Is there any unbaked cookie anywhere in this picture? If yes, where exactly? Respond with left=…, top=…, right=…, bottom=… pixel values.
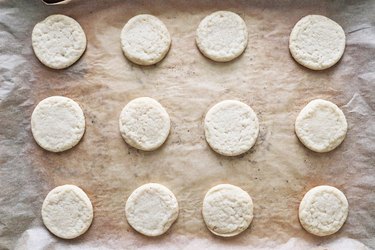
left=196, top=11, right=248, bottom=62
left=32, top=14, right=87, bottom=69
left=31, top=96, right=85, bottom=152
left=295, top=99, right=347, bottom=153
left=299, top=185, right=348, bottom=236
left=204, top=100, right=259, bottom=156
left=42, top=185, right=93, bottom=239
left=119, top=97, right=170, bottom=151
left=202, top=184, right=253, bottom=237
left=289, top=15, right=346, bottom=70
left=125, top=183, right=179, bottom=236
left=121, top=14, right=171, bottom=65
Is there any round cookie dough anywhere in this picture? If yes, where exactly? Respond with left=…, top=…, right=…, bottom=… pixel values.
left=125, top=183, right=179, bottom=237
left=121, top=14, right=171, bottom=65
left=119, top=97, right=170, bottom=151
left=31, top=96, right=85, bottom=152
left=204, top=100, right=259, bottom=156
left=42, top=185, right=93, bottom=239
left=295, top=99, right=347, bottom=153
left=32, top=14, right=87, bottom=69
left=196, top=11, right=248, bottom=62
left=289, top=15, right=346, bottom=70
left=299, top=185, right=349, bottom=236
left=202, top=184, right=253, bottom=237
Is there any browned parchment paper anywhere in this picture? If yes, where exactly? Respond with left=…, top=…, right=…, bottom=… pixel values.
left=1, top=0, right=374, bottom=249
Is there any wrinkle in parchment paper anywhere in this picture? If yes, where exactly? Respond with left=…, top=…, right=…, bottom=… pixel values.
left=0, top=0, right=374, bottom=249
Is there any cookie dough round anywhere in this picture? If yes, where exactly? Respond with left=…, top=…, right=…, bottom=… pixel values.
left=295, top=99, right=347, bottom=153
left=125, top=183, right=179, bottom=237
left=119, top=97, right=170, bottom=151
left=121, top=14, right=171, bottom=65
left=204, top=100, right=259, bottom=156
left=299, top=185, right=348, bottom=236
left=289, top=15, right=346, bottom=70
left=32, top=14, right=87, bottom=69
left=42, top=185, right=93, bottom=239
left=196, top=11, right=248, bottom=62
left=31, top=96, right=85, bottom=152
left=202, top=184, right=253, bottom=237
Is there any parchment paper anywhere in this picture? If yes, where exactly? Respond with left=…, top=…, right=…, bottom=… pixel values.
left=0, top=0, right=374, bottom=249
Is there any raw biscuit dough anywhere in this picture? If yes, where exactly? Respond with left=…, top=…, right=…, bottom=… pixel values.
left=42, top=185, right=93, bottom=239
left=196, top=11, right=248, bottom=62
left=125, top=183, right=179, bottom=237
left=289, top=15, right=346, bottom=70
left=32, top=14, right=87, bottom=69
left=31, top=96, right=85, bottom=152
left=295, top=99, right=347, bottom=153
left=204, top=100, right=259, bottom=156
left=119, top=97, right=170, bottom=151
left=299, top=185, right=349, bottom=236
left=121, top=14, right=171, bottom=65
left=202, top=184, right=253, bottom=237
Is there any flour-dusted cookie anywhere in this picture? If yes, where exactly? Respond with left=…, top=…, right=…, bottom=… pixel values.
left=121, top=14, right=171, bottom=65
left=202, top=184, right=253, bottom=237
left=289, top=15, right=346, bottom=70
left=31, top=96, right=85, bottom=152
left=299, top=185, right=348, bottom=236
left=32, top=14, right=87, bottom=69
left=196, top=11, right=248, bottom=62
left=204, top=100, right=259, bottom=156
left=119, top=97, right=170, bottom=151
left=295, top=99, right=347, bottom=153
left=42, top=185, right=93, bottom=239
left=125, top=183, right=179, bottom=236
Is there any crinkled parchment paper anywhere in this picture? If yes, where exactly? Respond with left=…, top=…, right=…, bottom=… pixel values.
left=0, top=0, right=374, bottom=249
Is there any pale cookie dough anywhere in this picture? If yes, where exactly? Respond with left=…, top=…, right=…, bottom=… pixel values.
left=121, top=14, right=171, bottom=65
left=31, top=96, right=85, bottom=152
left=32, top=14, right=87, bottom=69
left=196, top=11, right=248, bottom=62
left=289, top=15, right=346, bottom=70
left=299, top=185, right=349, bottom=236
left=119, top=97, right=170, bottom=151
left=202, top=184, right=253, bottom=237
left=295, top=99, right=347, bottom=153
left=42, top=185, right=93, bottom=239
left=125, top=183, right=179, bottom=237
left=204, top=100, right=259, bottom=156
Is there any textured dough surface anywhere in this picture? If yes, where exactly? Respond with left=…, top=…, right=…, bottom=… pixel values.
left=125, top=183, right=179, bottom=237
left=295, top=99, right=347, bottom=153
left=196, top=11, right=248, bottom=62
left=202, top=184, right=253, bottom=237
left=32, top=14, right=87, bottom=69
left=42, top=185, right=93, bottom=239
left=121, top=14, right=171, bottom=65
left=289, top=15, right=346, bottom=70
left=299, top=185, right=348, bottom=236
left=204, top=100, right=259, bottom=156
left=119, top=97, right=170, bottom=151
left=31, top=96, right=85, bottom=152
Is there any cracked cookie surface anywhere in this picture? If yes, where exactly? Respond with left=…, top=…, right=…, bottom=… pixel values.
left=202, top=184, right=253, bottom=237
left=289, top=15, right=345, bottom=70
left=204, top=100, right=259, bottom=156
left=32, top=14, right=86, bottom=69
left=299, top=185, right=348, bottom=236
left=42, top=185, right=93, bottom=239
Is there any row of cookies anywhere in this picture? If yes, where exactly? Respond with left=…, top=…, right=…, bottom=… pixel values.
left=31, top=96, right=348, bottom=154
left=32, top=12, right=346, bottom=70
left=41, top=183, right=349, bottom=239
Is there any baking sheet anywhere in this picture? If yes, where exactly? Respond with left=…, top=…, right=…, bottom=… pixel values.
left=0, top=0, right=374, bottom=249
